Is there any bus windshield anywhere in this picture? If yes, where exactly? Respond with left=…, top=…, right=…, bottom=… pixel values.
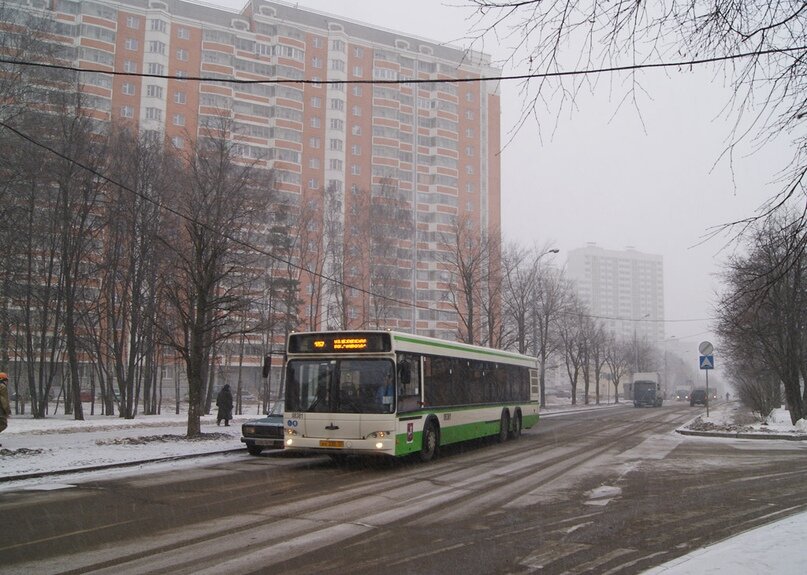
left=286, top=359, right=395, bottom=414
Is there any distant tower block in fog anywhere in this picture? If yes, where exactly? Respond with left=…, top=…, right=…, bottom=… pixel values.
left=566, top=244, right=665, bottom=343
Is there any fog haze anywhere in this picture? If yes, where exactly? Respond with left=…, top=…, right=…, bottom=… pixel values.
left=212, top=0, right=785, bottom=364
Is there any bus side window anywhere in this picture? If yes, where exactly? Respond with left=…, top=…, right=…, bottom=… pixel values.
left=397, top=353, right=421, bottom=412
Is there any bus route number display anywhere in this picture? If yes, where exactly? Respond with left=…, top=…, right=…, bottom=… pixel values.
left=288, top=332, right=391, bottom=353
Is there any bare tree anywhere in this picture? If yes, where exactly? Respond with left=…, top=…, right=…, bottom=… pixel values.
left=533, top=265, right=570, bottom=407
left=156, top=118, right=270, bottom=437
left=0, top=113, right=66, bottom=418
left=86, top=126, right=172, bottom=419
left=467, top=2, right=807, bottom=222
left=441, top=212, right=495, bottom=345
left=716, top=212, right=807, bottom=424
left=557, top=296, right=588, bottom=405
left=604, top=334, right=632, bottom=404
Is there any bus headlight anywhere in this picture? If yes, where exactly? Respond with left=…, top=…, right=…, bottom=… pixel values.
left=368, top=430, right=394, bottom=439
left=286, top=438, right=294, bottom=446
left=286, top=428, right=298, bottom=436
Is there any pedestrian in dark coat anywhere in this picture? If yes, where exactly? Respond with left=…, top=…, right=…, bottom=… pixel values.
left=216, top=384, right=234, bottom=426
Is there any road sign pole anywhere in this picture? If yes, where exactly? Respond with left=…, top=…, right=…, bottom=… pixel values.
left=705, top=369, right=710, bottom=418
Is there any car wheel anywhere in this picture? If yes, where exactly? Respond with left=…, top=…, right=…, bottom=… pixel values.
left=246, top=443, right=263, bottom=456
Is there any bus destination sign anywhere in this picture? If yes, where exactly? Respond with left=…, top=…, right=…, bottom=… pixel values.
left=288, top=332, right=391, bottom=354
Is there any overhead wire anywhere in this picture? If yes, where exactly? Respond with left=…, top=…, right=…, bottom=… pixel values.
left=3, top=41, right=783, bottom=326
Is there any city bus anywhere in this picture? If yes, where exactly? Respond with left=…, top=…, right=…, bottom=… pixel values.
left=283, top=330, right=540, bottom=461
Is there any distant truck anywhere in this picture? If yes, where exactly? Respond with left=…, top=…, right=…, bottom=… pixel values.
left=625, top=372, right=663, bottom=407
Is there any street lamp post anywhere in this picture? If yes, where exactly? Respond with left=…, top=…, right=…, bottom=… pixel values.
left=533, top=248, right=559, bottom=408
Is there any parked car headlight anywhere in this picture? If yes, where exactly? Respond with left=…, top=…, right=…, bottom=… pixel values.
left=368, top=430, right=394, bottom=438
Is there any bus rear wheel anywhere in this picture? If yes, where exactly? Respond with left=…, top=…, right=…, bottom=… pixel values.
left=509, top=411, right=522, bottom=439
left=420, top=421, right=439, bottom=462
left=498, top=411, right=510, bottom=443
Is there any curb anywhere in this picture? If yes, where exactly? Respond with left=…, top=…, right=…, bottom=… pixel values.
left=676, top=428, right=807, bottom=441
left=0, top=448, right=243, bottom=483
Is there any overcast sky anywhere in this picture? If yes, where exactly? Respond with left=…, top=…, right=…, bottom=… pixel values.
left=208, top=0, right=788, bottom=367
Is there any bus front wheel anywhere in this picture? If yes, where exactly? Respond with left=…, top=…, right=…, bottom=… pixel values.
left=420, top=421, right=439, bottom=462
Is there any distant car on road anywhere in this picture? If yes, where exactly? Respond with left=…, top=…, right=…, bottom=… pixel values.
left=674, top=389, right=690, bottom=401
left=241, top=401, right=284, bottom=456
left=690, top=388, right=708, bottom=407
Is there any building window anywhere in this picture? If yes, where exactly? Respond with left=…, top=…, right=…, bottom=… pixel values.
left=465, top=165, right=474, bottom=175
left=311, top=96, right=321, bottom=108
left=124, top=38, right=138, bottom=51
left=466, top=183, right=475, bottom=193
left=352, top=65, right=363, bottom=77
left=329, top=159, right=343, bottom=171
left=311, top=57, right=322, bottom=69
left=176, top=48, right=189, bottom=61
left=308, top=178, right=319, bottom=189
left=329, top=118, right=344, bottom=131
left=465, top=92, right=475, bottom=102
left=465, top=145, right=474, bottom=157
left=126, top=16, right=140, bottom=29
left=123, top=60, right=137, bottom=73
left=309, top=158, right=320, bottom=169
left=121, top=82, right=136, bottom=96
left=309, top=137, right=320, bottom=149
left=177, top=26, right=190, bottom=40
left=312, top=37, right=323, bottom=49
left=145, top=107, right=162, bottom=121
left=176, top=70, right=186, bottom=81
left=351, top=125, right=361, bottom=136
left=174, top=91, right=186, bottom=104
left=147, top=63, right=165, bottom=75
left=351, top=144, right=361, bottom=155
left=465, top=110, right=474, bottom=120
left=330, top=99, right=344, bottom=111
left=120, top=105, right=134, bottom=118
left=173, top=113, right=185, bottom=126
left=150, top=19, right=167, bottom=33
left=351, top=105, right=361, bottom=117
left=331, top=39, right=345, bottom=52
left=351, top=164, right=360, bottom=175
left=329, top=139, right=343, bottom=151
left=171, top=136, right=184, bottom=149
left=311, top=116, right=321, bottom=128
left=148, top=41, right=166, bottom=54
left=465, top=128, right=474, bottom=138
left=352, top=85, right=362, bottom=97
left=353, top=46, right=364, bottom=58
left=146, top=85, right=163, bottom=98
left=329, top=59, right=345, bottom=72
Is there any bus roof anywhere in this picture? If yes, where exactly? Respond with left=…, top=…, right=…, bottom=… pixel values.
left=287, top=330, right=538, bottom=368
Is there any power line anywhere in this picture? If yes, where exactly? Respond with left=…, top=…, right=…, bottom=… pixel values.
left=1, top=45, right=805, bottom=86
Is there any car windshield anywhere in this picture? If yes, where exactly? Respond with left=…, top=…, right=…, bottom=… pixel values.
left=267, top=401, right=284, bottom=416
left=285, top=358, right=395, bottom=414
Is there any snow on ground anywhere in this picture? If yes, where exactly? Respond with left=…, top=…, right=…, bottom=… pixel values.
left=1, top=401, right=806, bottom=573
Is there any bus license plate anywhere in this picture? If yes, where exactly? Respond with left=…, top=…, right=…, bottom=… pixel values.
left=320, top=440, right=344, bottom=448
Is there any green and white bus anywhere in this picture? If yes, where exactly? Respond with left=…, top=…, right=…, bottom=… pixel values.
left=283, top=330, right=540, bottom=461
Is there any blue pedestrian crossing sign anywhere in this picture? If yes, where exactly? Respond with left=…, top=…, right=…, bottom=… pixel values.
left=699, top=355, right=714, bottom=370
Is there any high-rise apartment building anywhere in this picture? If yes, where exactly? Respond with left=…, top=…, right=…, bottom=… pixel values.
left=566, top=244, right=665, bottom=343
left=8, top=0, right=501, bottom=340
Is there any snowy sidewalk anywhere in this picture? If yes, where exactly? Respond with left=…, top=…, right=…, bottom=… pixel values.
left=0, top=409, right=249, bottom=480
